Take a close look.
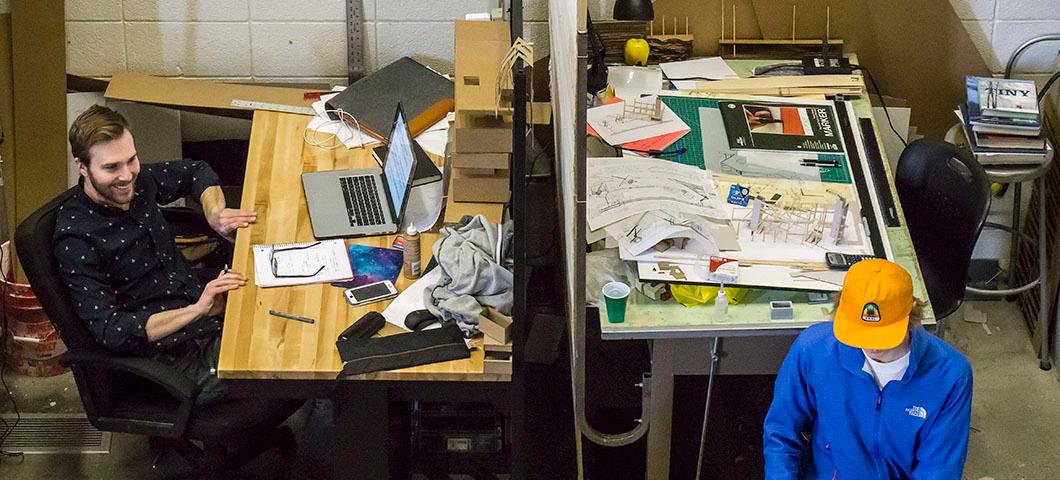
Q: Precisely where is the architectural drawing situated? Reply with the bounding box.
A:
[586,95,690,145]
[587,157,728,230]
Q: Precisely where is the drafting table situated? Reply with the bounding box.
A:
[590,59,935,479]
[217,111,507,478]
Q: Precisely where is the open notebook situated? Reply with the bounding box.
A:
[252,239,353,287]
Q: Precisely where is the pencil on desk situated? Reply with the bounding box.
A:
[269,310,315,324]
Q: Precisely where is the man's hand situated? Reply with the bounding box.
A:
[195,270,247,317]
[207,208,257,241]
[200,185,256,242]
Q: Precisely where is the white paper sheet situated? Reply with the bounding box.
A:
[586,156,727,230]
[399,180,445,234]
[308,88,451,155]
[605,210,720,257]
[307,89,378,149]
[660,57,738,90]
[586,95,689,145]
[381,267,443,330]
[415,112,454,157]
[636,260,842,292]
[252,239,353,287]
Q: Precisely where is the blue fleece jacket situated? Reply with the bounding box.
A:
[763,322,973,480]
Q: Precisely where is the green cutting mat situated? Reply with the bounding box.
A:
[658,96,716,168]
[659,96,851,184]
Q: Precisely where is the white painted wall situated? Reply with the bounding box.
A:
[951,0,1060,74]
[59,0,560,84]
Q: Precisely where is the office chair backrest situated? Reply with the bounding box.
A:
[15,188,102,352]
[15,187,156,421]
[895,139,991,319]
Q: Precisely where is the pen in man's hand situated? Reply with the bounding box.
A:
[223,264,229,274]
[269,310,316,324]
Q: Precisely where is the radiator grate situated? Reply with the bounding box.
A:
[0,413,111,454]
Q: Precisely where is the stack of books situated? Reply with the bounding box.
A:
[956,76,1049,165]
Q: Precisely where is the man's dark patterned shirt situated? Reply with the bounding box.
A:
[54,160,223,355]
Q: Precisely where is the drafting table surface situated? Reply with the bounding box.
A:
[217,110,506,381]
[597,57,934,339]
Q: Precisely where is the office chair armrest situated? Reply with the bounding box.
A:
[61,351,203,402]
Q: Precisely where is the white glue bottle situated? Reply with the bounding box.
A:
[715,284,729,316]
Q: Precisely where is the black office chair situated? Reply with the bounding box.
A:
[16,187,304,475]
[895,139,991,321]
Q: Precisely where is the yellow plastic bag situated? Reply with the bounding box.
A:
[669,284,750,308]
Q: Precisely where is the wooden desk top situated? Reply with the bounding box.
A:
[218,111,507,381]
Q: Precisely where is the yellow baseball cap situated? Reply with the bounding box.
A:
[833,258,914,350]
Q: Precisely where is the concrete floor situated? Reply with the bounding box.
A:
[948,301,1060,480]
[1,299,1059,479]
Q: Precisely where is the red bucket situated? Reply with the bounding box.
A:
[3,281,68,377]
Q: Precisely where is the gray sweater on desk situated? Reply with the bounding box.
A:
[425,215,514,336]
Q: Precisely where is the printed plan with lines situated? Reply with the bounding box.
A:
[585,93,883,291]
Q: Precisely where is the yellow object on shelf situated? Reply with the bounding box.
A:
[669,284,750,308]
[624,38,650,66]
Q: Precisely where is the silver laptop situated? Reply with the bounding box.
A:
[302,104,417,239]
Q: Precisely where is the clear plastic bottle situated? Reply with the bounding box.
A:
[715,284,729,316]
[402,226,421,279]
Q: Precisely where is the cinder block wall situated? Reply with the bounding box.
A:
[56,0,580,84]
[0,0,1045,83]
[952,0,1060,75]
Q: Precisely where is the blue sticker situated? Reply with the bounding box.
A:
[727,184,751,206]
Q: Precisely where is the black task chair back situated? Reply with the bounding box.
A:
[15,188,101,351]
[16,188,184,436]
[17,188,303,474]
[895,139,991,319]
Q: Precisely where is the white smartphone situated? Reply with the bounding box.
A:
[344,280,398,306]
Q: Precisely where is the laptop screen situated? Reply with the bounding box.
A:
[384,110,415,213]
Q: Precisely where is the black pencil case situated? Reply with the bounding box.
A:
[336,323,470,377]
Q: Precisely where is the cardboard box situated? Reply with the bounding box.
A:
[455,20,511,115]
[451,152,510,170]
[454,167,503,176]
[478,308,513,344]
[452,170,509,204]
[482,339,512,376]
[452,126,513,153]
[452,110,514,154]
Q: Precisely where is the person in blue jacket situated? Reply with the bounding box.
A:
[763,258,973,479]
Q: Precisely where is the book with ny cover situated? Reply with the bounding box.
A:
[966,76,1040,121]
[718,100,844,154]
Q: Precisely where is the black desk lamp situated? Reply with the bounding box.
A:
[614,0,654,20]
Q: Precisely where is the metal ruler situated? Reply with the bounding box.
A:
[230,99,315,116]
[346,0,366,83]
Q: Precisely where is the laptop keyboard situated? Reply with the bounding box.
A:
[340,175,385,227]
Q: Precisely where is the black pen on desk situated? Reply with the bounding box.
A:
[800,160,840,168]
[269,309,315,324]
